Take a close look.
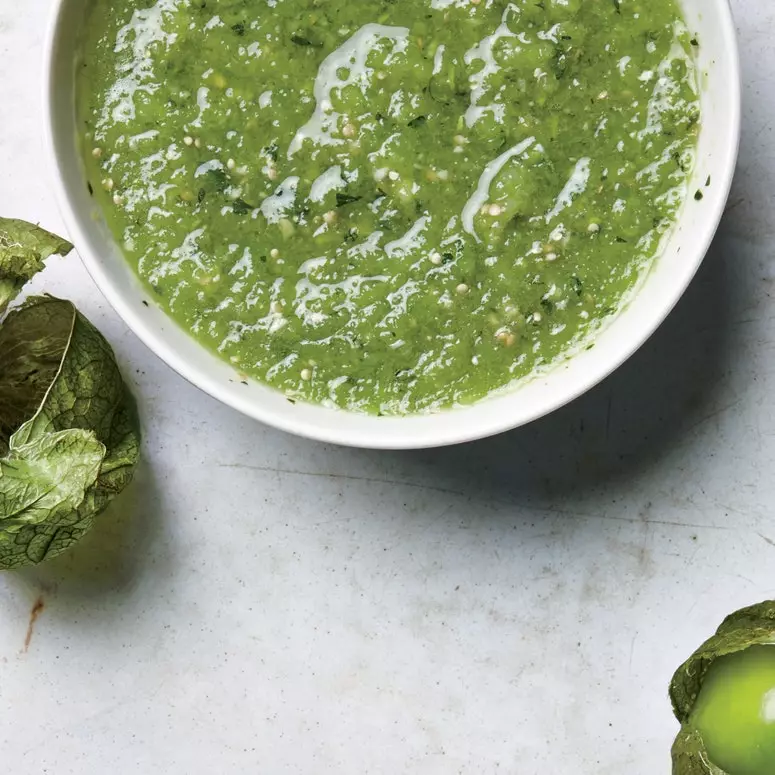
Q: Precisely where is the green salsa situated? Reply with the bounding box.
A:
[690,645,775,775]
[77,0,700,414]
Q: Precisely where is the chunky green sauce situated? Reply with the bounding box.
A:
[78,0,699,414]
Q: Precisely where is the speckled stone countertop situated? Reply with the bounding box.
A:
[0,2,769,772]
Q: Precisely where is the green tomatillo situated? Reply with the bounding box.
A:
[670,601,775,775]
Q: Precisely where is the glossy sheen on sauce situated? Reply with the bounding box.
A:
[78,0,700,414]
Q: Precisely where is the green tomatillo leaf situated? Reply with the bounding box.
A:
[669,601,775,775]
[0,296,140,569]
[671,726,727,775]
[0,430,105,569]
[0,218,73,315]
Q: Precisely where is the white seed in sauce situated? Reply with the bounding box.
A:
[301,368,312,381]
[456,283,469,295]
[496,329,516,347]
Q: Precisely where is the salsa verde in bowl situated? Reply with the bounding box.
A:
[44,0,740,448]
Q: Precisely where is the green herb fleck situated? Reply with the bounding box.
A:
[336,193,361,208]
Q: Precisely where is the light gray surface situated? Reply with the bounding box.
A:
[0,2,769,772]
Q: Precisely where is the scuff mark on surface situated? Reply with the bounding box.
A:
[758,533,775,549]
[23,596,45,653]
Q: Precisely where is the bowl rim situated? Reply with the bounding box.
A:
[41,0,742,450]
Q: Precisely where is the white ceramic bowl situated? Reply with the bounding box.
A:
[43,0,740,450]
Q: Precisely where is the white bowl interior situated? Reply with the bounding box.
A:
[44,0,740,449]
